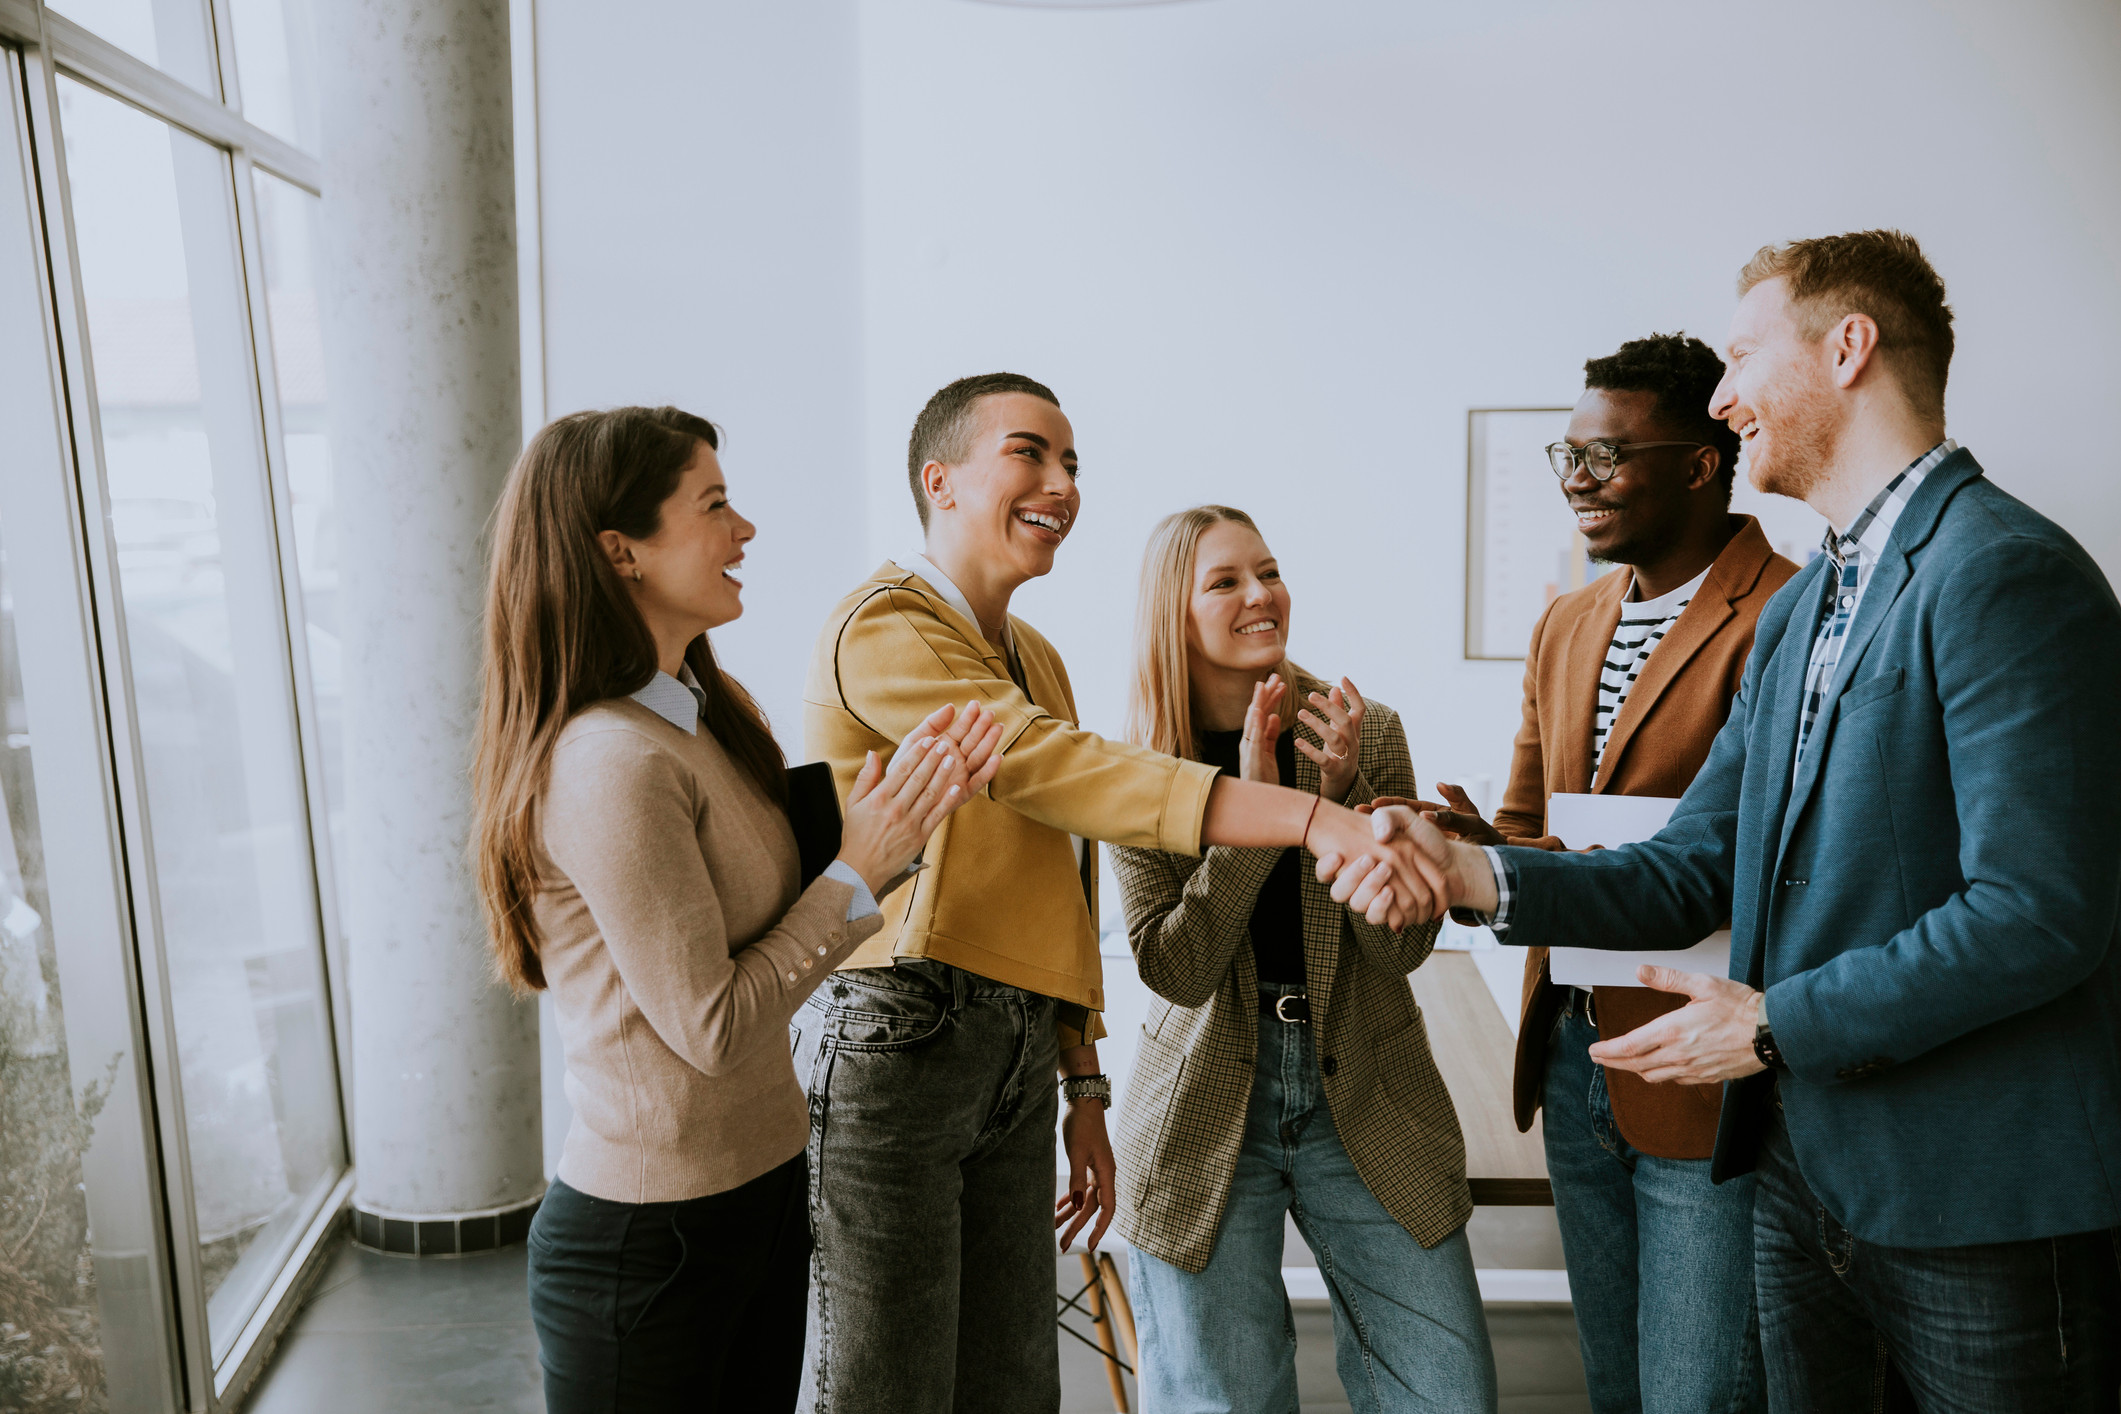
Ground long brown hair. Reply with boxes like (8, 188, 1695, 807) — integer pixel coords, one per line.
(472, 406, 786, 992)
(1125, 504, 1298, 760)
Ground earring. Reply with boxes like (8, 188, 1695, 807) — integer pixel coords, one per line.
(633, 569, 643, 583)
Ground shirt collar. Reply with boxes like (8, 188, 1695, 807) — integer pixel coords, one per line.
(1824, 439, 1958, 569)
(908, 552, 1015, 655)
(629, 665, 706, 734)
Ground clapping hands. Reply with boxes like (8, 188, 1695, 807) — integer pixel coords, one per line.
(836, 701, 1003, 895)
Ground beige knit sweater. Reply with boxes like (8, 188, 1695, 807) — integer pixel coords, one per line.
(536, 699, 882, 1203)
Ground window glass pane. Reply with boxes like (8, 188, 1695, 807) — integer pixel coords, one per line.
(229, 0, 319, 150)
(46, 0, 219, 96)
(57, 77, 343, 1362)
(0, 543, 112, 1414)
(251, 171, 341, 893)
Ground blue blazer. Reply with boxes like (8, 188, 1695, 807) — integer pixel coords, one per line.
(1503, 449, 2121, 1247)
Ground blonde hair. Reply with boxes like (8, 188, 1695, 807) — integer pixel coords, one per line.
(1738, 230, 1954, 424)
(1126, 504, 1298, 760)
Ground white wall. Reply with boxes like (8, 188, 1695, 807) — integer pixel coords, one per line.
(857, 0, 2121, 803)
(529, 0, 2121, 787)
(530, 0, 866, 743)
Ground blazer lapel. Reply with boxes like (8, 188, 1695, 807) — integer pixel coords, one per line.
(1561, 585, 1622, 794)
(891, 561, 1013, 679)
(1594, 519, 1771, 790)
(1773, 456, 1979, 864)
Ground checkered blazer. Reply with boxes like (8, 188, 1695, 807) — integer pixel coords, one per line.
(1108, 682, 1471, 1272)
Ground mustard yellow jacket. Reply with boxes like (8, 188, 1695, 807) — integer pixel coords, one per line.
(803, 561, 1220, 1046)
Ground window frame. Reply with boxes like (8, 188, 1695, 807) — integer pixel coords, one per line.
(0, 1, 348, 1407)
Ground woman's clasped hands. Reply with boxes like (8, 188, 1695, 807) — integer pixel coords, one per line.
(835, 701, 1004, 897)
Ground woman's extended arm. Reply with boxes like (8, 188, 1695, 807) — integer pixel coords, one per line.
(1200, 778, 1442, 928)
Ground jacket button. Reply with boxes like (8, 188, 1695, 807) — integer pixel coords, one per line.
(1320, 1056, 1338, 1077)
(786, 971, 798, 983)
(827, 930, 843, 944)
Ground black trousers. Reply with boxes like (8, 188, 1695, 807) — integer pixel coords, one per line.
(527, 1154, 810, 1413)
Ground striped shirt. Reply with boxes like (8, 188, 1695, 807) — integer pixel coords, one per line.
(1594, 567, 1709, 774)
(1793, 440, 1957, 774)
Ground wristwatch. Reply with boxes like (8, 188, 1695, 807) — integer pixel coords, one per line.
(1753, 1001, 1788, 1072)
(1061, 1073, 1112, 1110)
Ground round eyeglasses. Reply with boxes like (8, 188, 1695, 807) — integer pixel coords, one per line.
(1546, 440, 1709, 482)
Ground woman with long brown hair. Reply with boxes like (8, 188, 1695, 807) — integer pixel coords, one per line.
(471, 406, 1000, 1413)
(1108, 505, 1497, 1411)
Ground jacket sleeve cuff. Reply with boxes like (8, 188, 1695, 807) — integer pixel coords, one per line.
(1448, 846, 1516, 937)
(1055, 1002, 1107, 1049)
(759, 876, 885, 991)
(1159, 757, 1222, 857)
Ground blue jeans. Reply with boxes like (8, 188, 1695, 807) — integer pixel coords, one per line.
(1128, 997, 1497, 1413)
(1753, 1104, 2121, 1412)
(1543, 1002, 1766, 1414)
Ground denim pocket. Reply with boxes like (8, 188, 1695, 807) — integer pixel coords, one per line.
(823, 975, 952, 1052)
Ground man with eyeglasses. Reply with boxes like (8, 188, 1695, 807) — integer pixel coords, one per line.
(1406, 333, 1795, 1412)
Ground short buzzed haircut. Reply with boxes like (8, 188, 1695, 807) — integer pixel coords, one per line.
(1738, 230, 1954, 424)
(906, 372, 1060, 529)
(1584, 333, 1743, 502)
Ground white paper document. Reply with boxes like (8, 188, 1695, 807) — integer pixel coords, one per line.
(1540, 793, 1733, 988)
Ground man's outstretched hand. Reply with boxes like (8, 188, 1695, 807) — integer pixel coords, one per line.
(1587, 965, 1768, 1084)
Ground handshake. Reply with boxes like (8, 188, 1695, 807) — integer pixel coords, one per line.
(1307, 794, 1503, 931)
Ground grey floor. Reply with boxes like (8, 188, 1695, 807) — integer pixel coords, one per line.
(242, 1235, 1588, 1413)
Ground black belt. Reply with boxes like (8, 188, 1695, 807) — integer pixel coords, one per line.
(1260, 991, 1310, 1023)
(1561, 985, 1597, 1026)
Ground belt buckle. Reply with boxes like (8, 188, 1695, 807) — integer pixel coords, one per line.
(1274, 993, 1306, 1023)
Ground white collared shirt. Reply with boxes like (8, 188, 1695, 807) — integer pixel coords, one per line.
(628, 667, 877, 920)
(909, 552, 1014, 657)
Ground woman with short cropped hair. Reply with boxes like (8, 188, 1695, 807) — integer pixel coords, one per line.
(1110, 504, 1497, 1412)
(470, 406, 1000, 1413)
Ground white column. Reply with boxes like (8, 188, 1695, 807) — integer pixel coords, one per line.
(318, 0, 542, 1245)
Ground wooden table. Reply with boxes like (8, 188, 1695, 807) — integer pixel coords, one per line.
(1410, 951, 1552, 1205)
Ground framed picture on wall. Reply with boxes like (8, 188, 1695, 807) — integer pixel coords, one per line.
(1463, 406, 1617, 660)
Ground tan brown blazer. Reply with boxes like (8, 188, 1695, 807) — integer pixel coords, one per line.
(1499, 517, 1797, 1159)
(1108, 680, 1468, 1272)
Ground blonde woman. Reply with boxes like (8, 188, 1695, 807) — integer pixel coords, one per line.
(1110, 506, 1497, 1412)
(470, 407, 1001, 1412)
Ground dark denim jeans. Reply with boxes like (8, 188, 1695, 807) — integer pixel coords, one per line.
(526, 1156, 811, 1414)
(794, 959, 1061, 1414)
(1754, 1105, 2121, 1412)
(1543, 1004, 1767, 1414)
(1129, 993, 1497, 1412)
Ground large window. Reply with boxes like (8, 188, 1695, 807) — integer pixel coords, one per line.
(0, 2, 343, 1407)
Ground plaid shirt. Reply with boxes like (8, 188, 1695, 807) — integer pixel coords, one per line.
(1471, 442, 1957, 937)
(1793, 440, 1956, 773)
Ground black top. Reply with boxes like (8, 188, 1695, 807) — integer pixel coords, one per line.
(1197, 728, 1305, 984)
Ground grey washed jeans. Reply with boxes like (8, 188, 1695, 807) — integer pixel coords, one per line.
(794, 959, 1061, 1414)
